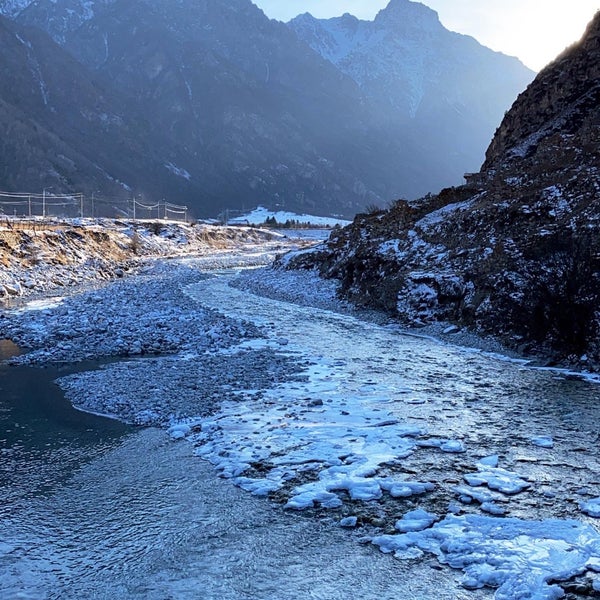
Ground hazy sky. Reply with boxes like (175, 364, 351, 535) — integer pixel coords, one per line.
(253, 0, 599, 71)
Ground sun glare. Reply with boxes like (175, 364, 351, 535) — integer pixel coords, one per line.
(255, 0, 599, 71)
(411, 0, 599, 71)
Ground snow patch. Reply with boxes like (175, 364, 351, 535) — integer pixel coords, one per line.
(228, 206, 350, 227)
(164, 162, 191, 180)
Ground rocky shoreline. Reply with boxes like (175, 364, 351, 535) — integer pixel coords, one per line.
(0, 221, 317, 426)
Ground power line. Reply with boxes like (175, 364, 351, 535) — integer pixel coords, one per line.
(0, 189, 189, 222)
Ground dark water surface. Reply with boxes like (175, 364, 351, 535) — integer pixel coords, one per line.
(0, 347, 130, 507)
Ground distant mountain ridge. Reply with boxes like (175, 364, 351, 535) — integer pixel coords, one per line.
(289, 0, 534, 192)
(0, 0, 534, 217)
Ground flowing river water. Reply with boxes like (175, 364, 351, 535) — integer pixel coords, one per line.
(2, 266, 600, 599)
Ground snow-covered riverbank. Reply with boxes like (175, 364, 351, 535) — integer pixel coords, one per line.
(2, 244, 600, 599)
(0, 218, 298, 302)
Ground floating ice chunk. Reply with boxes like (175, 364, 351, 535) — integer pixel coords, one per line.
(532, 436, 554, 448)
(440, 440, 466, 453)
(454, 484, 505, 505)
(381, 480, 435, 498)
(464, 464, 530, 495)
(417, 438, 466, 453)
(372, 514, 600, 600)
(168, 423, 191, 439)
(285, 490, 343, 510)
(480, 502, 506, 516)
(234, 477, 281, 496)
(581, 498, 600, 518)
(479, 455, 499, 468)
(340, 516, 358, 528)
(448, 503, 462, 514)
(327, 477, 383, 501)
(395, 509, 437, 533)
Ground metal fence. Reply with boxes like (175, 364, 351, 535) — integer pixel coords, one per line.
(0, 190, 188, 222)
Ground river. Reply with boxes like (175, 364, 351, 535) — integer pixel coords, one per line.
(2, 264, 600, 598)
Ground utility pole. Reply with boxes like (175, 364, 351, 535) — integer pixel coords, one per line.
(91, 192, 94, 218)
(42, 187, 53, 219)
(28, 196, 31, 218)
(80, 194, 84, 219)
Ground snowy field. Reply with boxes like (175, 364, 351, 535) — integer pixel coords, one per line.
(2, 246, 600, 599)
(227, 205, 351, 227)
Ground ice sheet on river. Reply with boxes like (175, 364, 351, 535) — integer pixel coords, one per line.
(373, 514, 600, 600)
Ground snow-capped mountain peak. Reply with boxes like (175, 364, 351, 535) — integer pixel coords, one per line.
(374, 0, 442, 33)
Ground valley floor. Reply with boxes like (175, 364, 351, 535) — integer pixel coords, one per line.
(1, 226, 600, 599)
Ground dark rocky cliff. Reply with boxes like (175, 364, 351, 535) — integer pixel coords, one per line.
(285, 11, 600, 367)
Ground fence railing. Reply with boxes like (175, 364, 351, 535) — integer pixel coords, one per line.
(0, 190, 188, 222)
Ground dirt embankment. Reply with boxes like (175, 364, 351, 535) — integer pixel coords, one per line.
(0, 219, 288, 299)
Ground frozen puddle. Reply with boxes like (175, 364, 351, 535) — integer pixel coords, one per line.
(181, 272, 600, 598)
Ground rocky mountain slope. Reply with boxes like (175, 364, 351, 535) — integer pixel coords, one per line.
(289, 0, 533, 195)
(285, 11, 600, 367)
(0, 0, 532, 217)
(0, 15, 179, 200)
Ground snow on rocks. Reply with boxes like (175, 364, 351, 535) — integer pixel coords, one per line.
(581, 498, 600, 518)
(0, 218, 293, 306)
(371, 514, 600, 600)
(0, 261, 261, 364)
(531, 435, 554, 448)
(416, 438, 466, 453)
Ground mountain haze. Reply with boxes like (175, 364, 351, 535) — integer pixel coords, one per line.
(289, 0, 534, 195)
(0, 0, 533, 217)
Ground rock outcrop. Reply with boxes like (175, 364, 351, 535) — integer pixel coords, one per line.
(285, 11, 600, 367)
